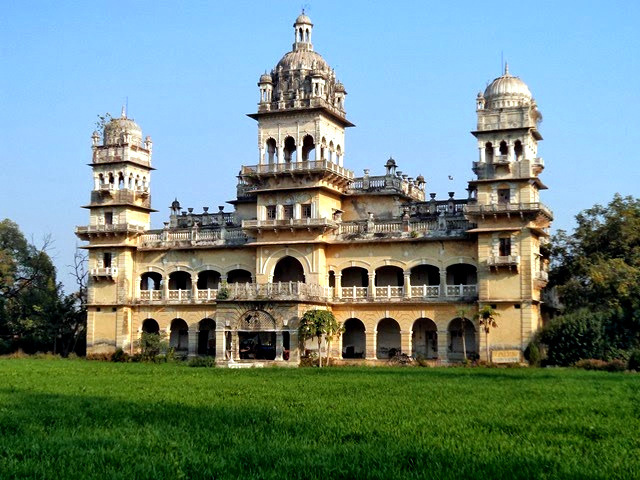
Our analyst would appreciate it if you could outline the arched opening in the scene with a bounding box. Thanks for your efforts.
[375,266,404,286]
[341,267,368,287]
[376,318,401,359]
[169,318,189,352]
[197,270,221,290]
[514,140,523,160]
[108,172,115,187]
[342,318,365,359]
[118,173,125,190]
[410,265,439,285]
[98,173,105,187]
[304,28,309,42]
[284,136,296,163]
[238,310,276,360]
[227,269,252,284]
[446,264,477,285]
[197,318,216,356]
[140,272,162,291]
[302,134,315,161]
[265,138,277,164]
[141,318,159,334]
[412,318,438,359]
[448,318,477,360]
[320,137,327,160]
[485,142,493,163]
[273,256,305,283]
[328,270,335,288]
[128,174,134,189]
[335,145,342,164]
[298,27,303,42]
[328,141,334,162]
[168,271,192,290]
[499,140,508,156]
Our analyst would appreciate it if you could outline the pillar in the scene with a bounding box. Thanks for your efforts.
[296,143,302,164]
[365,328,377,360]
[259,145,265,165]
[289,330,300,362]
[400,330,412,355]
[215,328,226,362]
[439,269,447,298]
[507,142,514,163]
[163,279,169,300]
[335,273,342,299]
[437,329,449,363]
[403,272,411,299]
[275,331,284,361]
[368,273,376,299]
[277,145,284,164]
[479,145,485,163]
[187,325,198,357]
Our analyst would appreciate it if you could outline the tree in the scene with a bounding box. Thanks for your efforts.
[456,307,470,361]
[544,194,640,362]
[475,305,499,362]
[298,309,342,367]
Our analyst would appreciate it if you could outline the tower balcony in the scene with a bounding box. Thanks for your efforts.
[75,223,147,239]
[90,267,118,279]
[241,217,338,232]
[487,255,520,269]
[464,202,553,220]
[240,160,354,184]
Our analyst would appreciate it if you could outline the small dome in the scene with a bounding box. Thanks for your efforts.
[335,82,346,93]
[276,49,328,72]
[259,72,273,84]
[295,13,313,26]
[416,174,425,183]
[385,157,397,168]
[103,111,142,146]
[483,64,532,107]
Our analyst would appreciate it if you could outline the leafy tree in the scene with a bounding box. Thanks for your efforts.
[539,309,605,366]
[298,309,343,367]
[544,194,640,362]
[475,305,499,362]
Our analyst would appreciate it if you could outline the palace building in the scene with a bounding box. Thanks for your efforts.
[76,13,552,364]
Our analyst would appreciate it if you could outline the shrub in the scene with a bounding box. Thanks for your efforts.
[111,348,129,363]
[299,352,319,367]
[86,352,113,361]
[136,332,168,362]
[0,338,12,355]
[188,356,216,368]
[414,355,430,367]
[539,309,606,366]
[628,349,640,371]
[216,286,230,300]
[525,341,541,367]
[605,359,627,372]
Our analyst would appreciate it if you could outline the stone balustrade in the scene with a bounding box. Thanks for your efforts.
[90,267,118,278]
[487,255,520,267]
[138,227,249,248]
[240,159,353,179]
[465,202,553,219]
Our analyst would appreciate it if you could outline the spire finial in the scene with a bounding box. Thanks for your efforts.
[504,62,510,76]
[121,105,127,119]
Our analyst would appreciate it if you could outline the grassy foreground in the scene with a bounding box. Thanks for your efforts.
[0,360,639,479]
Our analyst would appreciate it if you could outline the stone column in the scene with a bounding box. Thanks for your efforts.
[289,330,300,362]
[439,269,447,298]
[163,278,169,301]
[192,282,198,303]
[335,273,342,299]
[215,328,226,362]
[479,145,485,163]
[259,145,265,165]
[365,328,377,360]
[232,331,240,360]
[296,144,302,163]
[187,325,198,358]
[507,142,514,163]
[277,145,284,164]
[437,329,449,363]
[368,273,376,299]
[401,330,412,356]
[275,331,284,361]
[403,272,411,299]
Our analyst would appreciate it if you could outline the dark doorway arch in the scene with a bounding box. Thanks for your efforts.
[412,318,438,359]
[377,318,401,359]
[197,318,216,356]
[342,318,365,359]
[142,318,159,334]
[273,256,305,283]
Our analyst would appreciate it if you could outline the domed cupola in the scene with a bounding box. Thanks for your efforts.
[254,12,350,120]
[103,106,143,146]
[482,63,532,109]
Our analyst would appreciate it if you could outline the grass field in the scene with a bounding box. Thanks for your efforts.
[0,360,639,479]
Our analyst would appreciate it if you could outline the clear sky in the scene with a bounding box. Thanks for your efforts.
[2,0,639,290]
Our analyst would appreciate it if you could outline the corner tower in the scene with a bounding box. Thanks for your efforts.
[76,109,155,352]
[466,65,552,357]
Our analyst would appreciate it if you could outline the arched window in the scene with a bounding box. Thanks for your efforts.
[410,265,440,286]
[499,141,508,156]
[342,318,365,359]
[341,267,368,287]
[227,269,252,284]
[118,173,125,190]
[514,140,523,160]
[141,318,159,334]
[376,318,401,359]
[273,256,305,283]
[375,266,403,286]
[485,142,493,163]
[412,318,438,359]
[284,136,296,163]
[197,270,221,290]
[198,318,216,356]
[447,318,477,360]
[169,271,192,290]
[336,145,342,164]
[302,135,315,161]
[265,138,277,164]
[169,318,189,351]
[446,264,477,285]
[140,272,162,291]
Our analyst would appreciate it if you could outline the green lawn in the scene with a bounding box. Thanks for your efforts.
[0,360,638,479]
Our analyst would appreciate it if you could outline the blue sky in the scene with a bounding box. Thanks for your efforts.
[2,0,639,290]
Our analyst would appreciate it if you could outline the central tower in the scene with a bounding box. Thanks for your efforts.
[248,12,353,168]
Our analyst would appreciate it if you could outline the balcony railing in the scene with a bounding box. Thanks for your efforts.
[242,217,337,230]
[225,282,332,301]
[76,223,147,235]
[240,160,354,179]
[464,202,553,219]
[139,290,162,301]
[138,227,249,248]
[168,290,192,301]
[487,255,520,267]
[410,285,440,298]
[90,267,118,278]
